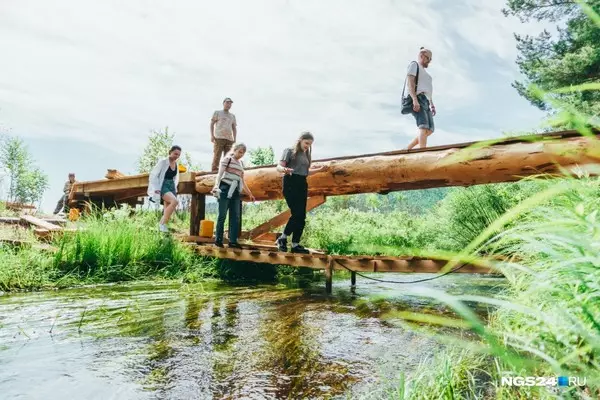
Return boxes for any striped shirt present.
[220,155,244,187]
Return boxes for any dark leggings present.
[215,182,241,244]
[282,174,308,244]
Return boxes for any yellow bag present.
[200,220,214,238]
[68,208,80,221]
[178,164,187,173]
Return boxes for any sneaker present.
[159,223,169,233]
[275,236,288,252]
[214,241,224,248]
[228,242,242,249]
[291,245,310,254]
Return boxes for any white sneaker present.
[159,224,169,233]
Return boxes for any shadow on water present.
[0,274,504,399]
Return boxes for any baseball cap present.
[223,97,233,103]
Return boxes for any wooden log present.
[241,195,326,240]
[195,132,600,201]
[70,172,197,197]
[105,169,127,179]
[21,215,62,231]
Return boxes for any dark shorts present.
[160,179,176,205]
[412,94,434,132]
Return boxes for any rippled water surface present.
[0,274,504,399]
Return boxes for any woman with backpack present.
[275,132,325,253]
[212,143,255,248]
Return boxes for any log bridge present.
[69,129,600,293]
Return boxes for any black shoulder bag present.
[401,61,419,115]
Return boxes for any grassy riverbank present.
[366,177,600,399]
[0,212,216,291]
[0,177,548,292]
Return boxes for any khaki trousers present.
[211,139,233,171]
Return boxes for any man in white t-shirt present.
[210,97,238,171]
[405,47,436,149]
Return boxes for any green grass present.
[0,247,55,291]
[0,206,220,291]
[379,177,600,399]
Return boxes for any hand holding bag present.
[401,61,420,115]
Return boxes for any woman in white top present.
[212,143,255,248]
[148,145,181,232]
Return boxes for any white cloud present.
[449,0,549,62]
[0,0,549,176]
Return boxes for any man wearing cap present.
[405,47,436,149]
[210,97,237,171]
[53,172,76,215]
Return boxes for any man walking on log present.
[404,47,436,149]
[210,97,237,171]
[53,172,76,215]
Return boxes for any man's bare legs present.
[406,128,432,150]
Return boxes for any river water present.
[0,274,503,399]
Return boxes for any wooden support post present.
[351,271,356,287]
[190,194,198,236]
[190,194,205,236]
[325,256,334,294]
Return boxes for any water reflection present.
[0,275,503,399]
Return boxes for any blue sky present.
[0,0,550,213]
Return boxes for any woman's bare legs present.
[160,192,178,225]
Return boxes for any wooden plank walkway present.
[192,242,497,294]
[192,243,495,274]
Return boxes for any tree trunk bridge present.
[69,129,600,293]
